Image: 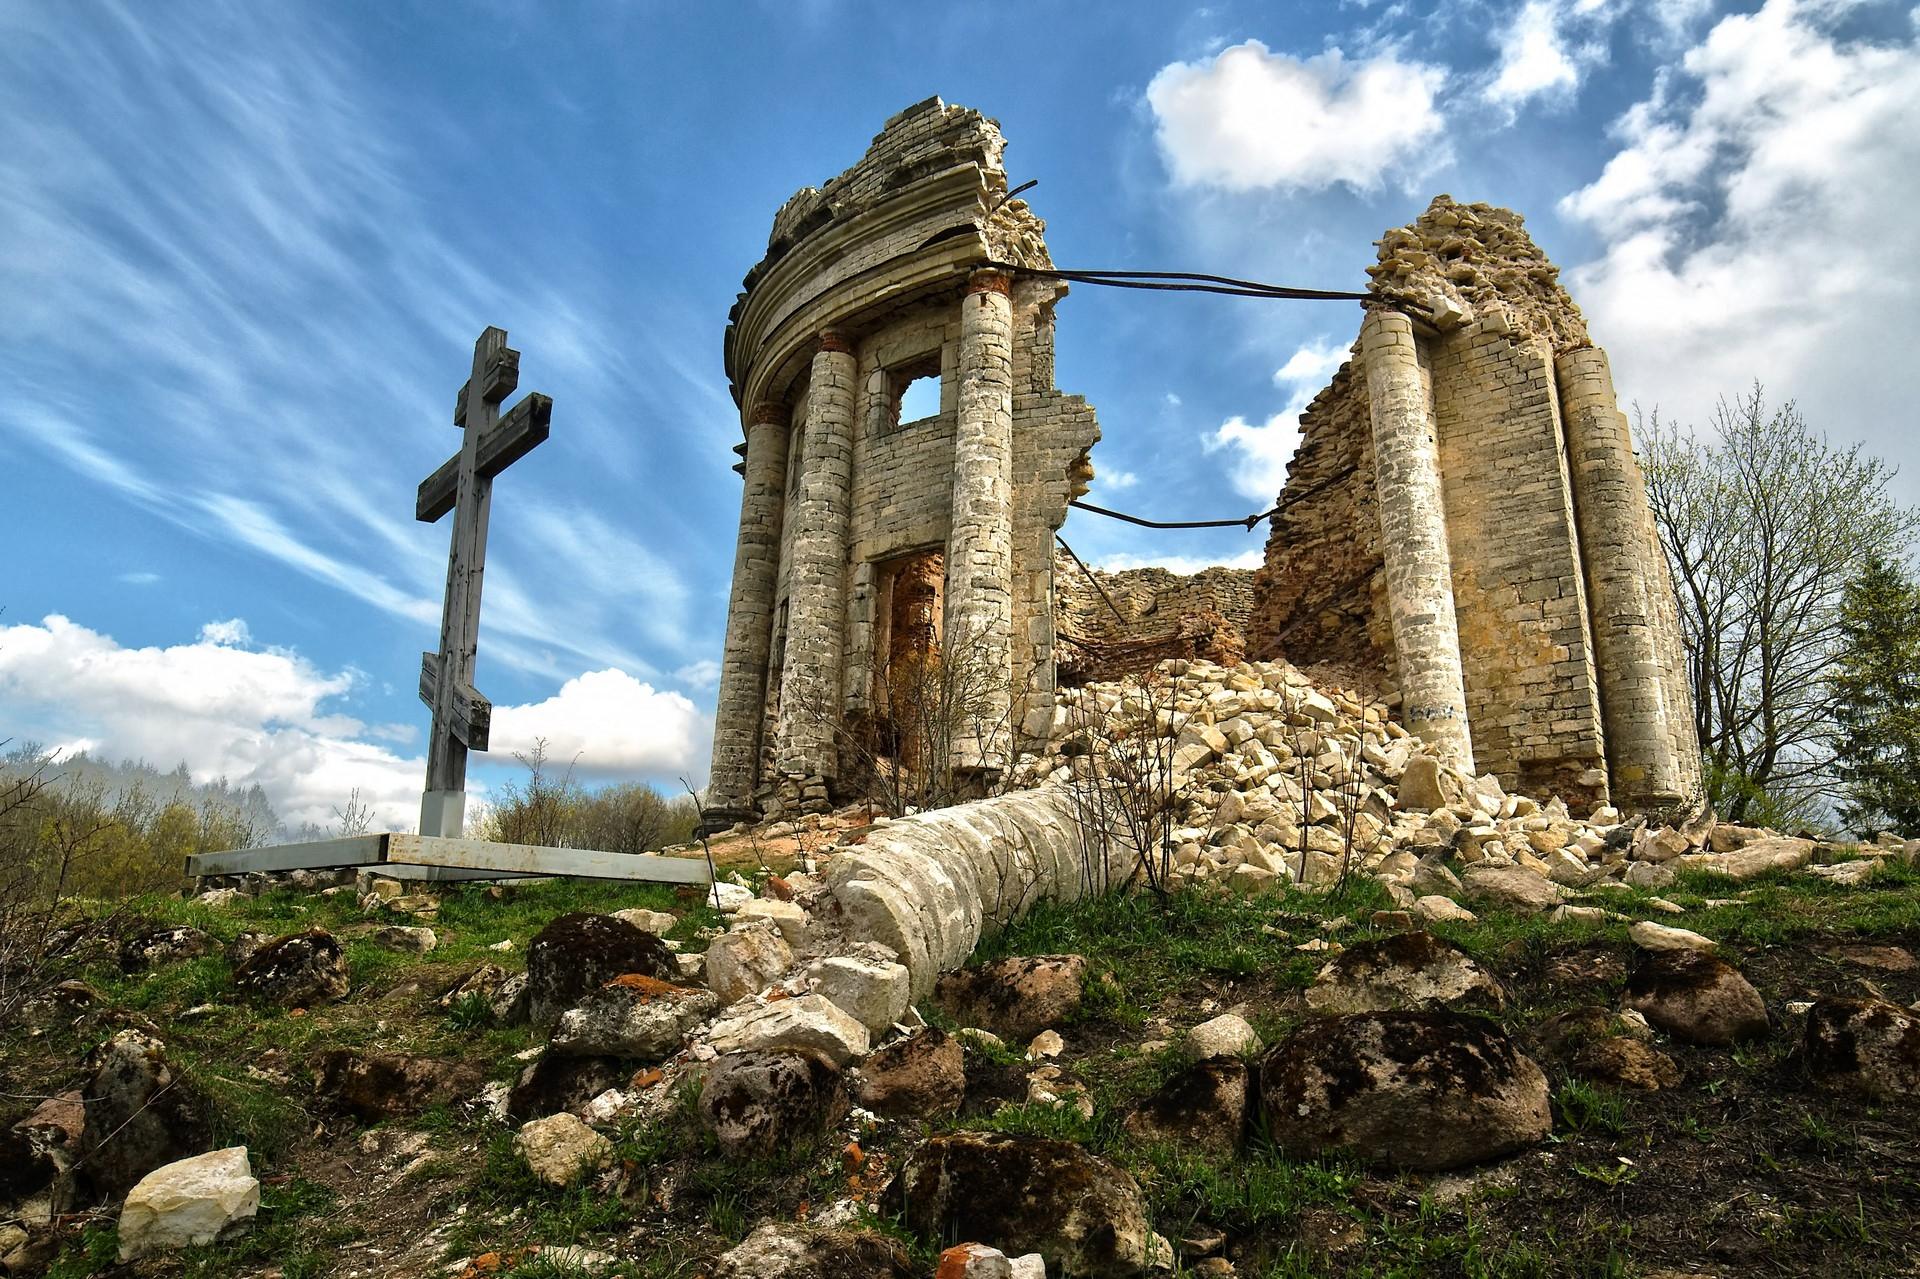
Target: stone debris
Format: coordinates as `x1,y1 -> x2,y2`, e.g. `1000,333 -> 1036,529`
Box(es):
806,949 -> 911,1034
1803,997 -> 1920,1101
1624,951 -> 1770,1047
704,920 -> 796,1006
853,1027 -> 966,1119
698,1050 -> 848,1159
1301,931 -> 1505,1016
886,1131 -> 1163,1279
1184,1012 -> 1262,1061
706,993 -> 871,1066
524,912 -> 681,1030
1258,1011 -> 1552,1171
231,929 -> 351,1007
1122,1058 -> 1249,1154
116,1147 -> 259,1262
935,954 -> 1088,1041
1628,921 -> 1716,954
514,1113 -> 613,1188
549,975 -> 719,1060
78,1031 -> 214,1199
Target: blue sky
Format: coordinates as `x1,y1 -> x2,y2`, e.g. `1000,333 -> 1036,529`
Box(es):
4,0 -> 1917,830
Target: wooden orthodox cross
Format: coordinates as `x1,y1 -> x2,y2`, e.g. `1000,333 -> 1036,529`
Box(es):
415,327 -> 552,836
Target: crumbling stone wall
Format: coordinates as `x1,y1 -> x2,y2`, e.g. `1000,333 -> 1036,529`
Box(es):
1055,556 -> 1256,683
1247,197 -> 1701,813
707,100 -> 1099,824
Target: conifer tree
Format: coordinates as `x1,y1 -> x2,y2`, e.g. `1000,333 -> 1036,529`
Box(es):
1831,555 -> 1920,837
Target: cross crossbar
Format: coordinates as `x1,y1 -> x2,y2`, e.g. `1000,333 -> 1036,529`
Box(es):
418,652 -> 492,752
416,392 -> 553,523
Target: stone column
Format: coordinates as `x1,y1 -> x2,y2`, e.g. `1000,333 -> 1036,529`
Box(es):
775,330 -> 857,786
1558,345 -> 1685,807
1362,308 -> 1476,771
945,269 -> 1017,772
704,401 -> 791,823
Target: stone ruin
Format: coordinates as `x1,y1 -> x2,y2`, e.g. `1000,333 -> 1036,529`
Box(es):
706,99 -> 1700,825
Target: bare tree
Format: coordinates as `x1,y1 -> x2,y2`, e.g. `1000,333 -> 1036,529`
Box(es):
0,745 -> 116,1025
1642,387 -> 1920,823
1061,667 -> 1189,899
819,619 -> 1030,819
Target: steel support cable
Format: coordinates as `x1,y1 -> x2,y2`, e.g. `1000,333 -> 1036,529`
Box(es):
1067,468 -> 1354,536
983,259 -> 1371,302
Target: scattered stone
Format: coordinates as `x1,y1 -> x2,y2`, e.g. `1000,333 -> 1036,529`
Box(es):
706,921 -> 796,1005
1624,950 -> 1769,1046
699,1050 -> 848,1158
119,925 -> 215,972
1369,909 -> 1415,931
368,925 -> 438,954
611,907 -> 679,935
708,994 -> 871,1066
514,1113 -> 613,1188
231,929 -> 351,1007
886,1131 -> 1160,1279
1623,861 -> 1675,890
1628,921 -> 1716,953
1821,944 -> 1918,973
938,1243 -> 1014,1279
1185,1012 -> 1262,1061
853,1027 -> 965,1119
807,949 -> 911,1033
314,1050 -> 485,1121
1803,997 -> 1920,1102
1681,836 -> 1815,881
737,898 -> 811,947
507,1054 -> 626,1125
1302,931 -> 1504,1016
1461,865 -> 1564,914
1258,1011 -> 1552,1171
1123,1058 -> 1249,1154
1408,858 -> 1463,897
1026,1065 -> 1094,1119
78,1030 -> 215,1199
710,1222 -> 915,1279
525,912 -> 680,1029
1412,895 -> 1477,925
1806,859 -> 1879,887
935,954 -> 1088,1041
550,974 -> 719,1060
1398,756 -> 1461,812
116,1147 -> 259,1262
1537,1007 -> 1680,1091
707,880 -> 757,913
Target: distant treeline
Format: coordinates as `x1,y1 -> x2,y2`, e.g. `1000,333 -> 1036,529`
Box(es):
0,740 -> 698,900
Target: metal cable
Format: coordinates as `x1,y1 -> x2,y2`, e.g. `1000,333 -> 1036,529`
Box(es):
985,260 -> 1371,302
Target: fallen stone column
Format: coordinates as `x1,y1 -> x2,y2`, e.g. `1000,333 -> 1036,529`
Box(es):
814,786 -> 1135,999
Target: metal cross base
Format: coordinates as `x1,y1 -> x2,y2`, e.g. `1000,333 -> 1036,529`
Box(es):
185,833 -> 713,885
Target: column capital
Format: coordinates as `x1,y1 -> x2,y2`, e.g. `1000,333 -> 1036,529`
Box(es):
966,268 -> 1013,298
747,400 -> 789,428
816,328 -> 854,356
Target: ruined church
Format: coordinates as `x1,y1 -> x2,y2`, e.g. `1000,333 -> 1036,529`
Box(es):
704,98 -> 1700,825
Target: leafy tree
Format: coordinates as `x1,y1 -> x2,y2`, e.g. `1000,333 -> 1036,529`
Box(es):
1642,386 -> 1920,825
1830,556 -> 1920,837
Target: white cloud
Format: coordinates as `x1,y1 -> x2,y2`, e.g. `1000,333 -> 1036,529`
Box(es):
117,571 -> 161,586
0,614 -> 421,830
199,618 -> 252,647
1097,468 -> 1141,491
1486,1 -> 1583,105
489,669 -> 708,782
1207,338 -> 1350,501
1094,549 -> 1266,574
1146,39 -> 1449,192
674,659 -> 721,691
1560,0 -> 1920,470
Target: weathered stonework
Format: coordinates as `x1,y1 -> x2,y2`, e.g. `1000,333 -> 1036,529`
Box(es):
706,99 -> 1099,821
1054,556 -> 1257,683
1248,197 -> 1701,812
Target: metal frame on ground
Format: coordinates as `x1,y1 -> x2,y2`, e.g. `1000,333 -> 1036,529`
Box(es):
185,833 -> 713,884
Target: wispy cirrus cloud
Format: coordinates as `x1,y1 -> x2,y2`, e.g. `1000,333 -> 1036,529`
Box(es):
0,3 -> 721,699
